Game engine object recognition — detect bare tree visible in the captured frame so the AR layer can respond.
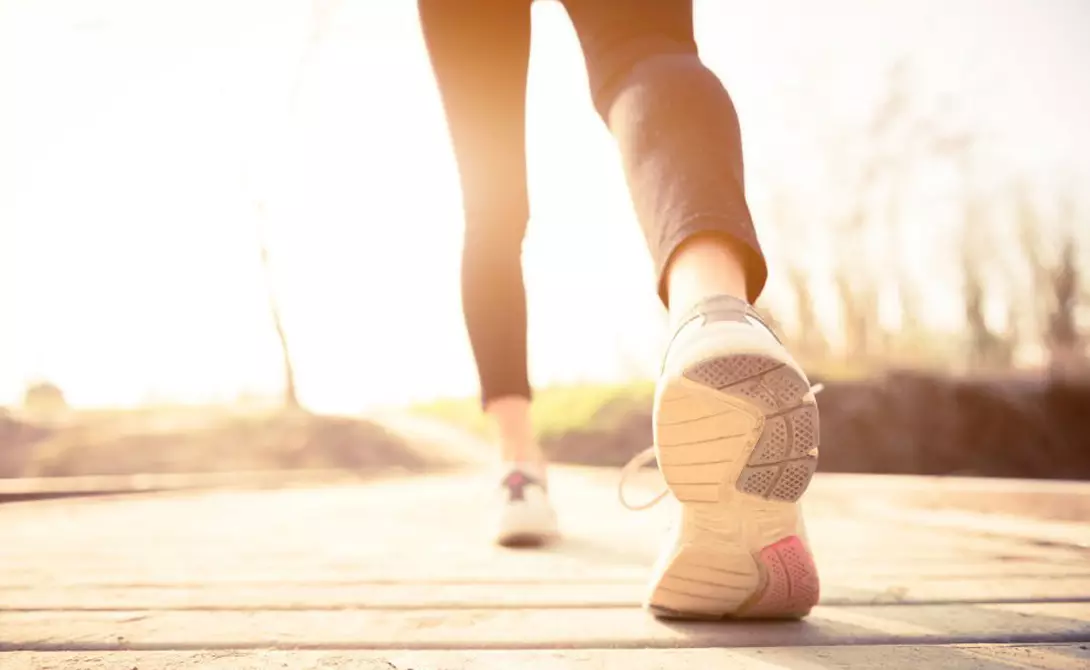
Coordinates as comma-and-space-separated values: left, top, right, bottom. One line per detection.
838, 63, 1016, 368
832, 268, 884, 365
254, 201, 300, 409
1045, 193, 1087, 376
825, 62, 920, 365
241, 0, 345, 409
786, 266, 828, 362
1047, 234, 1081, 363
1013, 184, 1050, 354
959, 228, 1012, 369
892, 267, 931, 363
766, 191, 828, 362
1013, 185, 1088, 375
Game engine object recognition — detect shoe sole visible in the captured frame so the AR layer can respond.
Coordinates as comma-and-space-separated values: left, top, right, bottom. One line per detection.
496, 500, 559, 549
647, 348, 820, 620
497, 532, 553, 548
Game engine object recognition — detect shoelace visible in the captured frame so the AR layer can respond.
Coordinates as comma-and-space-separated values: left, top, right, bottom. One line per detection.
617, 383, 825, 512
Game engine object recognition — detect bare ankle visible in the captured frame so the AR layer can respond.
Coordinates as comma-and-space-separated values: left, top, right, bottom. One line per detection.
485, 395, 546, 467
665, 234, 750, 319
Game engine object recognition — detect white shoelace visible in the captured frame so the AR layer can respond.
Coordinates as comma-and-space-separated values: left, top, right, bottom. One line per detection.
617, 383, 824, 512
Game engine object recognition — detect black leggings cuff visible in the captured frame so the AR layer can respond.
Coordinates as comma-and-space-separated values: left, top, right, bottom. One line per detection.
655, 217, 768, 307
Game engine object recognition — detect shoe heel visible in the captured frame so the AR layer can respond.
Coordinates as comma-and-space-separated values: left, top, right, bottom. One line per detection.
737, 535, 820, 618
647, 544, 761, 619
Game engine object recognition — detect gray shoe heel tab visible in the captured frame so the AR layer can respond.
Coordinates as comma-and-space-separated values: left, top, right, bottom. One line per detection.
668, 295, 782, 345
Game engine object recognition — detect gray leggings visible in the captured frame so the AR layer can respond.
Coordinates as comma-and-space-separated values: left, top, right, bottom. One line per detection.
418, 0, 765, 406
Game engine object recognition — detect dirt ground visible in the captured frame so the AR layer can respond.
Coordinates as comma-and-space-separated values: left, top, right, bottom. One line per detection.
0, 406, 443, 478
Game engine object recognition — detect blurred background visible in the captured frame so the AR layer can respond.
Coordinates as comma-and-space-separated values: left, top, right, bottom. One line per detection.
3, 0, 1089, 482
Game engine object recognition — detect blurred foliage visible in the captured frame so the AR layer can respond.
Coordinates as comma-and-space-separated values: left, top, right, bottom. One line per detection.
412, 381, 656, 444
21, 381, 67, 417
765, 63, 1088, 379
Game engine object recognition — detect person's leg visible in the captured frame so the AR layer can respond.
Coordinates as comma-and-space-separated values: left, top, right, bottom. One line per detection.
417, 0, 543, 470
559, 0, 764, 315
561, 0, 821, 619
418, 0, 557, 546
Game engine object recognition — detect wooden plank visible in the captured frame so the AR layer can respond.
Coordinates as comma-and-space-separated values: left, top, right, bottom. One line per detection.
3, 603, 1089, 650
864, 503, 1090, 549
811, 472, 1090, 523
0, 469, 375, 496
573, 467, 1090, 522
6, 485, 1085, 566
4, 576, 1090, 611
5, 559, 1086, 584
3, 540, 1085, 590
0, 582, 640, 610
2, 644, 1090, 668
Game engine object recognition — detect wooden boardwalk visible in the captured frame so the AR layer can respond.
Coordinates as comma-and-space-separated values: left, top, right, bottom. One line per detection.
2, 465, 1089, 668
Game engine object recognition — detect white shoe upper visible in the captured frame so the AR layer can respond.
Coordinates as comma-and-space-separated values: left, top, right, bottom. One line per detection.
494, 468, 559, 547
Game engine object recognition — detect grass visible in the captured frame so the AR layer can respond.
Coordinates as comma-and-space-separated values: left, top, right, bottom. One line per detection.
411, 381, 656, 441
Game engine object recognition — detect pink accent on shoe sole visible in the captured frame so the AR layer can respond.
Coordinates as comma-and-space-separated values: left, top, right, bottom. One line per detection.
741, 535, 820, 618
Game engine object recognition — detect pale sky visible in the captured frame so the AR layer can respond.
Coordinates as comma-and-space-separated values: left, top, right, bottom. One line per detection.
2, 0, 1089, 410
